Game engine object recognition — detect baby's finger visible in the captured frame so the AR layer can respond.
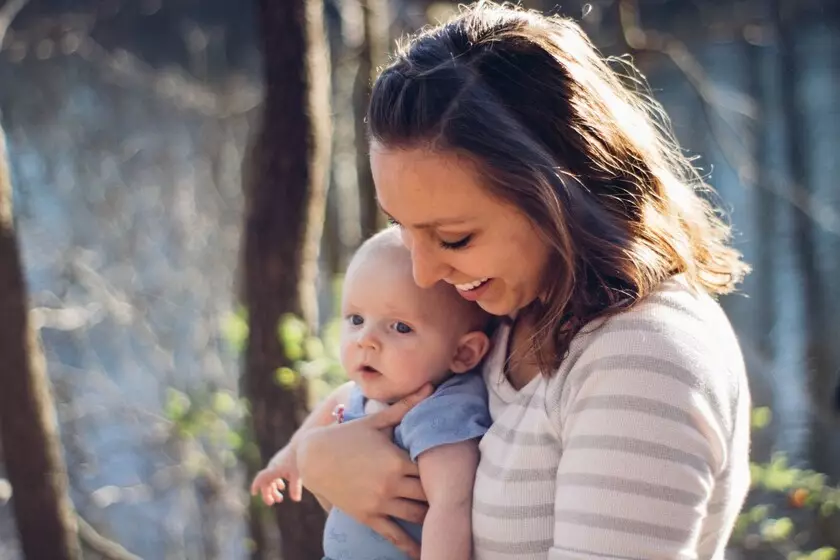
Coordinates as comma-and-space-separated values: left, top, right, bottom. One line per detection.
289, 475, 303, 502
250, 471, 267, 495
272, 483, 284, 503
261, 486, 274, 506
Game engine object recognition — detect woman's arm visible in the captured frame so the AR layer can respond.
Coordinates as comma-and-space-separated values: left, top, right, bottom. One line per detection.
416, 441, 479, 560
297, 384, 435, 560
546, 312, 746, 558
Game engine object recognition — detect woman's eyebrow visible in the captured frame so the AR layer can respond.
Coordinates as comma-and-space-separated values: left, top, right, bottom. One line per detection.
378, 205, 469, 229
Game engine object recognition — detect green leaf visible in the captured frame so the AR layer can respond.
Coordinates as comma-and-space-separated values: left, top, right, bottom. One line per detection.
164, 388, 191, 421
749, 504, 770, 523
808, 548, 838, 560
820, 501, 836, 517
275, 367, 299, 389
220, 307, 249, 354
804, 472, 827, 493
212, 391, 237, 415
762, 454, 799, 491
750, 462, 764, 487
731, 513, 750, 542
226, 431, 243, 450
760, 517, 794, 542
305, 336, 324, 360
752, 406, 772, 430
321, 318, 342, 359
278, 314, 307, 361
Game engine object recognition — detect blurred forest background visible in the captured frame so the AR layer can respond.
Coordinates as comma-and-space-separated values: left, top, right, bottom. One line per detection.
1, 0, 840, 558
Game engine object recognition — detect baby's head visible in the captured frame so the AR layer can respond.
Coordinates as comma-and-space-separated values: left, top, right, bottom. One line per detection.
340, 227, 491, 403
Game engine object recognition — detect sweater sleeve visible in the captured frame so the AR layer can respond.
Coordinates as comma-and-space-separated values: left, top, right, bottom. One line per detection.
545, 304, 741, 559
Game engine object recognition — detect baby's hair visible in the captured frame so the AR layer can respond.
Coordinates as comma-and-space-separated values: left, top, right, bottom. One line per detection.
350, 226, 404, 261
350, 227, 492, 335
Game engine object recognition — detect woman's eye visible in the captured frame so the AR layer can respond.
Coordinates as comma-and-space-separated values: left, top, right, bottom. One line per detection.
439, 234, 472, 250
348, 314, 363, 326
387, 216, 401, 227
393, 322, 413, 334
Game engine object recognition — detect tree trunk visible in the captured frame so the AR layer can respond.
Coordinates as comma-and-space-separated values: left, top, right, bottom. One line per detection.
0, 130, 81, 558
745, 34, 775, 360
242, 0, 331, 558
354, 0, 388, 241
776, 0, 835, 477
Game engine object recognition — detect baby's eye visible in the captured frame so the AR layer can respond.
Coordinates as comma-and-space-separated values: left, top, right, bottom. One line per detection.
392, 322, 413, 334
347, 314, 363, 326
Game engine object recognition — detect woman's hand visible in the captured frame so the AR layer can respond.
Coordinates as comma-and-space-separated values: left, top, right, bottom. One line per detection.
296, 384, 434, 559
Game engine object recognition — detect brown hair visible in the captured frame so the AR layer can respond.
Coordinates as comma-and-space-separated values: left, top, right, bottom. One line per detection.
367, 1, 749, 371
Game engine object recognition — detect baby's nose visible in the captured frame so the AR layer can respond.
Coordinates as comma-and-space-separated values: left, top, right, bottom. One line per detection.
356, 328, 380, 350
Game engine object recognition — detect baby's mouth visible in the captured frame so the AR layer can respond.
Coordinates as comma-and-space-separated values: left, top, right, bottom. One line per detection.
360, 364, 380, 374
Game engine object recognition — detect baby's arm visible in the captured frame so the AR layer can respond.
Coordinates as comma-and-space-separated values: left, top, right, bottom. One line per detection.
417, 440, 480, 560
251, 381, 354, 508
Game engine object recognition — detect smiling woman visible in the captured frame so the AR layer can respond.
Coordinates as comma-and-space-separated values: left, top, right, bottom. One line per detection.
293, 2, 753, 559
373, 147, 550, 316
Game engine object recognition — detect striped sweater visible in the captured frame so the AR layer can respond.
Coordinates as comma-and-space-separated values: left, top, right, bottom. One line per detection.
472, 276, 751, 559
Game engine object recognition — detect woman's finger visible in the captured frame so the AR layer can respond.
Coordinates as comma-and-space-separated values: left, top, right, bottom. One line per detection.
368, 517, 421, 559
384, 498, 428, 525
395, 475, 426, 502
366, 384, 433, 430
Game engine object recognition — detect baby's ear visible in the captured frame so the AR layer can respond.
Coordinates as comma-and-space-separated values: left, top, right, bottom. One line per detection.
450, 331, 491, 374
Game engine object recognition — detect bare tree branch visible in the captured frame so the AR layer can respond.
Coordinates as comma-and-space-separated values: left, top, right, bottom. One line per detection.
0, 0, 28, 47
3, 11, 261, 118
618, 0, 840, 236
76, 515, 142, 560
75, 34, 262, 118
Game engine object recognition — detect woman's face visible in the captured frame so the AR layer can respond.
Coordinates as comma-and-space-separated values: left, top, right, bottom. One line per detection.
371, 144, 551, 317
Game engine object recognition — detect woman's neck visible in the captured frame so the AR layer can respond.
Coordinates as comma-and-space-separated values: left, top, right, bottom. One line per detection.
504, 311, 542, 390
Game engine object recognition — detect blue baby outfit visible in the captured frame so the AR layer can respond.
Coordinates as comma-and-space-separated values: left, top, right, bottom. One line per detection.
322, 371, 491, 560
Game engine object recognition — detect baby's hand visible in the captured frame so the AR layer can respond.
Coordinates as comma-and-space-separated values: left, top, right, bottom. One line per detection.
250, 444, 302, 506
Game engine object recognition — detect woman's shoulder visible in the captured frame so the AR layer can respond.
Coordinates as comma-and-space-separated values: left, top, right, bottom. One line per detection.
570, 275, 743, 372
545, 275, 748, 440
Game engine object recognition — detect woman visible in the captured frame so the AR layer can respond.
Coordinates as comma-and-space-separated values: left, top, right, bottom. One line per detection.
297, 3, 752, 558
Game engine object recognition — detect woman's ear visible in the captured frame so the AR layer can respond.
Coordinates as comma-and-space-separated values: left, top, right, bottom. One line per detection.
450, 331, 491, 374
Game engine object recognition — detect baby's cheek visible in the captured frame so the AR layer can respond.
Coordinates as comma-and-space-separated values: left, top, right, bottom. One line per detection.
338, 341, 354, 370
402, 346, 446, 382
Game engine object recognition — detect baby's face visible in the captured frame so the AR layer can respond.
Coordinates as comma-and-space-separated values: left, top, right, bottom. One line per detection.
339, 250, 477, 403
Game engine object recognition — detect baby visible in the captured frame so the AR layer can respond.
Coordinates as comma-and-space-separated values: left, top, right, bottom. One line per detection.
250, 227, 492, 560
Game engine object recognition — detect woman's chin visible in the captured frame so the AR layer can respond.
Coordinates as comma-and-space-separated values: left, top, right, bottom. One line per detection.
477, 297, 515, 317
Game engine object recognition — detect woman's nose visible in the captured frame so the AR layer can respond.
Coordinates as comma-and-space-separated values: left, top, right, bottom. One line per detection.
405, 236, 449, 288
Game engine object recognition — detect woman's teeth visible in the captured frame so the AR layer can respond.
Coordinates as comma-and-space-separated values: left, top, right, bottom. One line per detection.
455, 278, 489, 292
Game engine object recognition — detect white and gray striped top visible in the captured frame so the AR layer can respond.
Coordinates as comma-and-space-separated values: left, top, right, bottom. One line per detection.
472, 276, 751, 560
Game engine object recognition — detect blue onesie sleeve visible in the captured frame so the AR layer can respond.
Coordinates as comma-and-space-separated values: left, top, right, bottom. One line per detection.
394, 371, 491, 461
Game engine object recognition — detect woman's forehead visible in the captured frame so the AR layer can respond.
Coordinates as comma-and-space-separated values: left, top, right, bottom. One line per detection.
371, 146, 491, 219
